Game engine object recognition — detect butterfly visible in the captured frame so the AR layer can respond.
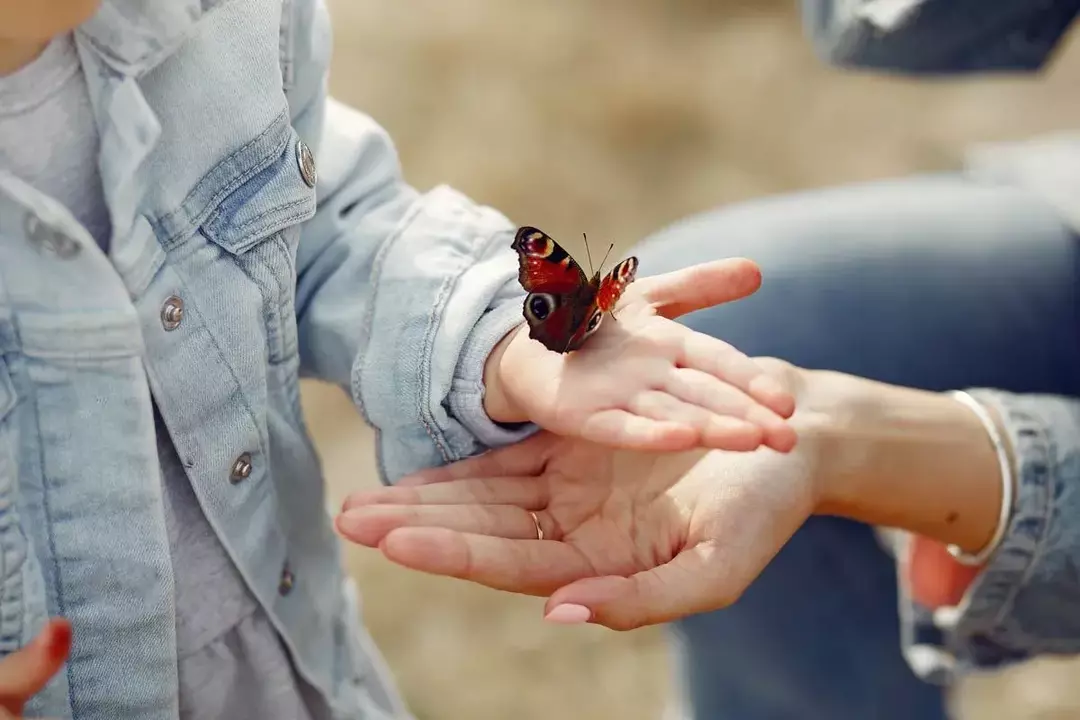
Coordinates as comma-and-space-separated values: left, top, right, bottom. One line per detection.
511, 226, 639, 354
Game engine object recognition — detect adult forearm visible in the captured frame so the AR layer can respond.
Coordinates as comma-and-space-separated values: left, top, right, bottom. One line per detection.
792, 367, 1010, 555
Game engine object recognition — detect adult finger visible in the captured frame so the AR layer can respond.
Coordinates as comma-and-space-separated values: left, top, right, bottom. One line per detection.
542, 542, 739, 630
341, 476, 548, 513
393, 432, 558, 488
379, 527, 596, 596
666, 368, 795, 452
637, 258, 762, 319
677, 332, 796, 422
628, 391, 764, 452
338, 504, 560, 547
0, 618, 71, 713
579, 409, 698, 451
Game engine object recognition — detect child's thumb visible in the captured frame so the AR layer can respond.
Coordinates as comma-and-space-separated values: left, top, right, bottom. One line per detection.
0, 618, 71, 714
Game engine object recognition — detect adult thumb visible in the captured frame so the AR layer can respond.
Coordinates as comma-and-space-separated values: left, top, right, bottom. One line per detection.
0, 618, 71, 713
543, 544, 737, 631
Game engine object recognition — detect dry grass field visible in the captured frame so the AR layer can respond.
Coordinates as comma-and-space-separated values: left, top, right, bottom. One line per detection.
308, 2, 1080, 718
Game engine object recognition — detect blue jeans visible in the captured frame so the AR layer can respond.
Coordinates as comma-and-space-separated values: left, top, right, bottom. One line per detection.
632, 175, 1080, 720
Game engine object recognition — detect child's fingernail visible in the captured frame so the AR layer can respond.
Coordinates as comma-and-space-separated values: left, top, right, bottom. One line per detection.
544, 604, 591, 624
46, 619, 72, 662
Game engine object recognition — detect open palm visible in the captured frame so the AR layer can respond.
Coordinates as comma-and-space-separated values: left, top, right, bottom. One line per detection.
487, 258, 797, 453
337, 430, 819, 630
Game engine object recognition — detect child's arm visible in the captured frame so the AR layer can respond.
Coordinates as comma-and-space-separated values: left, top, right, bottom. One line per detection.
284, 2, 795, 484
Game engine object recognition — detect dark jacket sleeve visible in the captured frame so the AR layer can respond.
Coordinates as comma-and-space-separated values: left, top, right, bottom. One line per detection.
801, 0, 1080, 75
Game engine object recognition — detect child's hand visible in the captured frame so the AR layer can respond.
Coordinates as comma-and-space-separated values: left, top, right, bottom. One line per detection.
483, 258, 796, 452
0, 618, 70, 718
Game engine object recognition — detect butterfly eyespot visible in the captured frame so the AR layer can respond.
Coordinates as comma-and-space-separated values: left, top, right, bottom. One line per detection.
584, 309, 603, 335
525, 293, 556, 322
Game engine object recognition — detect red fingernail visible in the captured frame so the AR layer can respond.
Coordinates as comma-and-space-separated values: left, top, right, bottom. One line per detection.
46, 619, 72, 662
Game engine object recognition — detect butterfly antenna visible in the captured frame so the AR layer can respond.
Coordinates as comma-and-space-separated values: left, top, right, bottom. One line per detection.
598, 243, 614, 272
582, 232, 595, 276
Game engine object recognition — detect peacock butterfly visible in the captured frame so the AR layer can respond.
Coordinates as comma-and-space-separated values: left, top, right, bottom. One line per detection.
511, 225, 639, 354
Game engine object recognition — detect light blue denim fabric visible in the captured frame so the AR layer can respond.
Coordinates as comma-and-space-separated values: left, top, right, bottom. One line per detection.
0, 1, 532, 718
647, 1, 1080, 716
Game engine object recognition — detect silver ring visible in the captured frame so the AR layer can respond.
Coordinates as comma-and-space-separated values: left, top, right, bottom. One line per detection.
528, 511, 544, 541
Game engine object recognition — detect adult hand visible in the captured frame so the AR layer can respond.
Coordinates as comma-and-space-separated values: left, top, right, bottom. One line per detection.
0, 618, 70, 718
482, 258, 796, 453
337, 409, 819, 630
342, 353, 1007, 633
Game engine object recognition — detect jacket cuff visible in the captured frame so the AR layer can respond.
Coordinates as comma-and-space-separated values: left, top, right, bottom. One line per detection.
946, 390, 1057, 666
449, 299, 538, 448
351, 185, 536, 484
896, 389, 1074, 683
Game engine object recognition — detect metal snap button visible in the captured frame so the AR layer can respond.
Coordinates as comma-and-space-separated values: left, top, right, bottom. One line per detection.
295, 138, 317, 188
24, 214, 80, 258
229, 452, 252, 484
278, 564, 295, 596
160, 296, 184, 331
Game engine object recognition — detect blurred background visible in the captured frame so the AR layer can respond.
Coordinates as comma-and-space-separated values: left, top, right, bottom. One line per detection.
305, 1, 1080, 718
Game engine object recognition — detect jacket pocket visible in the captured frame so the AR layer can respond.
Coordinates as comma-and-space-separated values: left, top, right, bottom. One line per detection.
200, 125, 317, 364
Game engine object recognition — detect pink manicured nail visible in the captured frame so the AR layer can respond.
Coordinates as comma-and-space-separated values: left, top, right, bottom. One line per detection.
544, 604, 591, 624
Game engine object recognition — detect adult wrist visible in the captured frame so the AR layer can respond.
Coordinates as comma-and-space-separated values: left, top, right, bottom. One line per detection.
793, 369, 1004, 553
943, 390, 1015, 565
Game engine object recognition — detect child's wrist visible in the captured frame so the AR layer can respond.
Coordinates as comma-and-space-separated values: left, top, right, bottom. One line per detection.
482, 323, 529, 424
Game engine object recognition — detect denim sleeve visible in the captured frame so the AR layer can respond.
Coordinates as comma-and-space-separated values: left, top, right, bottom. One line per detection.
281, 0, 536, 484
800, 0, 1079, 75
897, 390, 1080, 683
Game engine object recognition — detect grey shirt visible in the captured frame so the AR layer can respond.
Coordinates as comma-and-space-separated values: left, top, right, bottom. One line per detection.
0, 34, 334, 720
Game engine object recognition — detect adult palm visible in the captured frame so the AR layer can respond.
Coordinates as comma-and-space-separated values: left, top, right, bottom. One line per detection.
337, 419, 820, 630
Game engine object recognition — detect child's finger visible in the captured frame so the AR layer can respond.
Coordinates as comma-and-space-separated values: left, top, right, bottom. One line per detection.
638, 259, 762, 319
677, 332, 795, 419
578, 409, 698, 451
666, 368, 796, 452
0, 618, 71, 714
628, 392, 764, 452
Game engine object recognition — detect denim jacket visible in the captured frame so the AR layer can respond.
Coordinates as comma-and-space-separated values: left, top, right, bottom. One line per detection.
0, 0, 531, 717
802, 0, 1080, 684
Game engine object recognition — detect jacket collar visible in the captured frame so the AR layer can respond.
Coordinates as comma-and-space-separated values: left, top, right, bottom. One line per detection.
76, 0, 230, 77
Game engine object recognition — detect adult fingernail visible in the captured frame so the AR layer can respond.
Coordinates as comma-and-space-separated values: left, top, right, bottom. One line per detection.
544, 604, 591, 624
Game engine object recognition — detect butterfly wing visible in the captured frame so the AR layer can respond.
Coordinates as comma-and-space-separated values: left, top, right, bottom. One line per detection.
560, 257, 639, 352
511, 226, 595, 353
511, 226, 589, 293
596, 256, 639, 312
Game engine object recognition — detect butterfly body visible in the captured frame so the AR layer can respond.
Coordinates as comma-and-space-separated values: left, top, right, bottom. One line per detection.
511, 226, 638, 353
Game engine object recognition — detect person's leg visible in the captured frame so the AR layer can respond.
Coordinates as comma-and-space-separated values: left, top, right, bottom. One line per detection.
632, 174, 1080, 720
